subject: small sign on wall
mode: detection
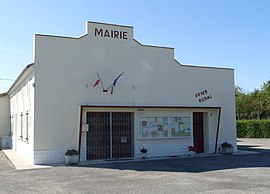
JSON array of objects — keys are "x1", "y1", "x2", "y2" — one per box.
[
  {"x1": 195, "y1": 89, "x2": 213, "y2": 103},
  {"x1": 121, "y1": 136, "x2": 127, "y2": 143},
  {"x1": 82, "y1": 124, "x2": 89, "y2": 132}
]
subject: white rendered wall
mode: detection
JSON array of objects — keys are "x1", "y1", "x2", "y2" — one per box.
[
  {"x1": 33, "y1": 22, "x2": 236, "y2": 164},
  {"x1": 9, "y1": 72, "x2": 35, "y2": 164},
  {"x1": 0, "y1": 95, "x2": 10, "y2": 147}
]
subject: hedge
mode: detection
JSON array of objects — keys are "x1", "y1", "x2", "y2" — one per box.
[{"x1": 237, "y1": 120, "x2": 270, "y2": 138}]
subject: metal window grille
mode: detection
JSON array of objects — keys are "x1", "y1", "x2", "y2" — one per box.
[
  {"x1": 20, "y1": 113, "x2": 23, "y2": 139},
  {"x1": 25, "y1": 111, "x2": 29, "y2": 142}
]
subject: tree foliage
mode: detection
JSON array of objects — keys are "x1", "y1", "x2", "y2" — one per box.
[{"x1": 235, "y1": 81, "x2": 270, "y2": 120}]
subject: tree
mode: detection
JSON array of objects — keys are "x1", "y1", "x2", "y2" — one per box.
[
  {"x1": 261, "y1": 81, "x2": 270, "y2": 119},
  {"x1": 249, "y1": 89, "x2": 264, "y2": 119},
  {"x1": 235, "y1": 86, "x2": 252, "y2": 120},
  {"x1": 235, "y1": 80, "x2": 270, "y2": 120}
]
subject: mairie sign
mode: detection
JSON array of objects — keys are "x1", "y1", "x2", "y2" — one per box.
[{"x1": 94, "y1": 28, "x2": 128, "y2": 40}]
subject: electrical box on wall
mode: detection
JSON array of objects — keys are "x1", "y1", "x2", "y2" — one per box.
[{"x1": 82, "y1": 124, "x2": 89, "y2": 132}]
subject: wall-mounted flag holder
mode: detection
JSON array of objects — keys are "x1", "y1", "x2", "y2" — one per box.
[{"x1": 90, "y1": 72, "x2": 124, "y2": 95}]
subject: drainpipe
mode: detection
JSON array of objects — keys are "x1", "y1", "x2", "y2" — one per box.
[{"x1": 214, "y1": 107, "x2": 221, "y2": 154}]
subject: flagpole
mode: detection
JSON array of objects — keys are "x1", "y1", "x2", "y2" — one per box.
[{"x1": 97, "y1": 73, "x2": 105, "y2": 90}]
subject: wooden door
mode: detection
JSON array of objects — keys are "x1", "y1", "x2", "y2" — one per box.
[{"x1": 193, "y1": 112, "x2": 204, "y2": 153}]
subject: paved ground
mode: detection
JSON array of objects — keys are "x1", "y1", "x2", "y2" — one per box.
[
  {"x1": 237, "y1": 138, "x2": 270, "y2": 151},
  {"x1": 0, "y1": 139, "x2": 270, "y2": 194}
]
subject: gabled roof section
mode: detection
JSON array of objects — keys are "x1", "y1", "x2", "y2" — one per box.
[
  {"x1": 7, "y1": 63, "x2": 34, "y2": 94},
  {"x1": 35, "y1": 21, "x2": 174, "y2": 51}
]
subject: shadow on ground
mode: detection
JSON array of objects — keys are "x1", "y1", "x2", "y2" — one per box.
[
  {"x1": 1, "y1": 142, "x2": 270, "y2": 174},
  {"x1": 77, "y1": 145, "x2": 270, "y2": 173}
]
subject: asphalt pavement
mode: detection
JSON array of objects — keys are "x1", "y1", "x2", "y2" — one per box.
[{"x1": 0, "y1": 139, "x2": 270, "y2": 194}]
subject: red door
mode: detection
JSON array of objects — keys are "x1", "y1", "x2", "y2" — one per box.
[{"x1": 193, "y1": 112, "x2": 204, "y2": 153}]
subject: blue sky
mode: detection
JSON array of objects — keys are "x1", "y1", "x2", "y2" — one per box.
[{"x1": 0, "y1": 0, "x2": 269, "y2": 93}]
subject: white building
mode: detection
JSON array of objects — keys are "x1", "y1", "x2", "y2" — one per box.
[
  {"x1": 0, "y1": 21, "x2": 236, "y2": 164},
  {"x1": 0, "y1": 93, "x2": 10, "y2": 148}
]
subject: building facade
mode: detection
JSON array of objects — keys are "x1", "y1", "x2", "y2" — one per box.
[
  {"x1": 0, "y1": 93, "x2": 10, "y2": 148},
  {"x1": 2, "y1": 21, "x2": 236, "y2": 164}
]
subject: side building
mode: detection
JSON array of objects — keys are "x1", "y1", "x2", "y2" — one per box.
[
  {"x1": 0, "y1": 93, "x2": 10, "y2": 148},
  {"x1": 5, "y1": 21, "x2": 236, "y2": 164}
]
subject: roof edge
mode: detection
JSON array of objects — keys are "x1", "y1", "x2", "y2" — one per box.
[
  {"x1": 7, "y1": 63, "x2": 34, "y2": 94},
  {"x1": 35, "y1": 21, "x2": 133, "y2": 40},
  {"x1": 88, "y1": 21, "x2": 133, "y2": 29},
  {"x1": 35, "y1": 33, "x2": 87, "y2": 40},
  {"x1": 0, "y1": 92, "x2": 7, "y2": 97},
  {"x1": 174, "y1": 59, "x2": 234, "y2": 70},
  {"x1": 133, "y1": 39, "x2": 174, "y2": 50}
]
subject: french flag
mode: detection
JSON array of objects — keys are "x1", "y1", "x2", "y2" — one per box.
[
  {"x1": 93, "y1": 79, "x2": 100, "y2": 87},
  {"x1": 113, "y1": 71, "x2": 124, "y2": 87}
]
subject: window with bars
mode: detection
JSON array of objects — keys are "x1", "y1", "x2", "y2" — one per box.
[
  {"x1": 19, "y1": 111, "x2": 30, "y2": 143},
  {"x1": 25, "y1": 111, "x2": 29, "y2": 143},
  {"x1": 20, "y1": 112, "x2": 23, "y2": 140}
]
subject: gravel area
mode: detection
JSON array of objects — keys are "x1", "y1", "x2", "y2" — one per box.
[{"x1": 0, "y1": 138, "x2": 269, "y2": 194}]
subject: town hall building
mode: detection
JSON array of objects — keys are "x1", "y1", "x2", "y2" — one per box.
[{"x1": 0, "y1": 21, "x2": 236, "y2": 164}]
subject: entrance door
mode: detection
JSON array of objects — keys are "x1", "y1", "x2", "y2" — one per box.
[
  {"x1": 193, "y1": 112, "x2": 204, "y2": 153},
  {"x1": 112, "y1": 112, "x2": 133, "y2": 158},
  {"x1": 86, "y1": 112, "x2": 133, "y2": 160},
  {"x1": 87, "y1": 112, "x2": 110, "y2": 160}
]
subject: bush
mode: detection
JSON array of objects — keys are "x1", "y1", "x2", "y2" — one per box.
[
  {"x1": 65, "y1": 149, "x2": 79, "y2": 156},
  {"x1": 237, "y1": 120, "x2": 270, "y2": 138},
  {"x1": 221, "y1": 141, "x2": 233, "y2": 148}
]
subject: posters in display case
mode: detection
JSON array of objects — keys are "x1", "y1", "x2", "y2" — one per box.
[{"x1": 139, "y1": 116, "x2": 191, "y2": 139}]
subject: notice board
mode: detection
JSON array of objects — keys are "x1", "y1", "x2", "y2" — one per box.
[{"x1": 138, "y1": 116, "x2": 191, "y2": 139}]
